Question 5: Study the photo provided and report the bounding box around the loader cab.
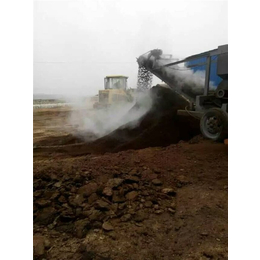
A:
[104,75,128,90]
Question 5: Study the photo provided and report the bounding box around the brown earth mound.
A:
[34,86,200,157]
[89,86,200,153]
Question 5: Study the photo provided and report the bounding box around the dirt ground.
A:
[33,99,228,260]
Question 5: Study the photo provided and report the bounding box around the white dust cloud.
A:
[65,91,153,140]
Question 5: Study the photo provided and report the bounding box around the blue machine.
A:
[137,44,228,141]
[185,56,222,88]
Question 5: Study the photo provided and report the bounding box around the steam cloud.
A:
[65,91,153,141]
[157,60,216,92]
[64,52,216,142]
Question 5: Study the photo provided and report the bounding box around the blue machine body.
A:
[185,55,222,88]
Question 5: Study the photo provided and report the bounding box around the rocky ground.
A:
[34,138,228,260]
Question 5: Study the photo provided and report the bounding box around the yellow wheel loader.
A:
[93,75,134,109]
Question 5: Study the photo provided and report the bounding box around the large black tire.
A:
[200,108,228,141]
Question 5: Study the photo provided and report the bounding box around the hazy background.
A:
[34,0,228,98]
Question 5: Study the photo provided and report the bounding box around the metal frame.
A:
[160,45,228,100]
[138,45,228,140]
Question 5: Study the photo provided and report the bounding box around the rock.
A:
[120,214,131,222]
[168,208,176,214]
[189,135,204,144]
[155,210,163,214]
[127,208,136,215]
[107,231,117,240]
[152,179,162,186]
[74,219,91,238]
[129,168,140,176]
[88,193,98,204]
[95,200,110,211]
[34,179,45,189]
[127,184,134,190]
[154,204,159,210]
[58,195,67,203]
[112,192,125,203]
[102,221,114,231]
[33,235,45,256]
[176,175,189,185]
[99,246,110,254]
[106,209,116,218]
[203,252,214,259]
[62,174,70,181]
[73,194,85,206]
[50,192,59,200]
[200,232,209,236]
[102,187,113,197]
[78,182,98,197]
[60,208,75,221]
[61,202,70,209]
[44,190,58,199]
[77,243,87,253]
[35,207,57,225]
[36,199,51,208]
[142,191,149,196]
[33,190,42,197]
[118,203,126,210]
[76,207,83,217]
[133,183,139,189]
[82,208,92,217]
[126,191,138,201]
[44,238,51,249]
[59,187,65,193]
[161,188,176,196]
[121,168,130,174]
[54,181,62,188]
[50,173,58,180]
[176,183,182,188]
[106,178,124,188]
[92,221,102,229]
[73,174,84,183]
[70,186,77,193]
[134,211,148,222]
[153,168,161,174]
[110,203,118,213]
[125,175,140,183]
[144,201,153,208]
[170,201,176,209]
[89,209,103,222]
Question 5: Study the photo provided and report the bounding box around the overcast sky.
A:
[33,0,228,97]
